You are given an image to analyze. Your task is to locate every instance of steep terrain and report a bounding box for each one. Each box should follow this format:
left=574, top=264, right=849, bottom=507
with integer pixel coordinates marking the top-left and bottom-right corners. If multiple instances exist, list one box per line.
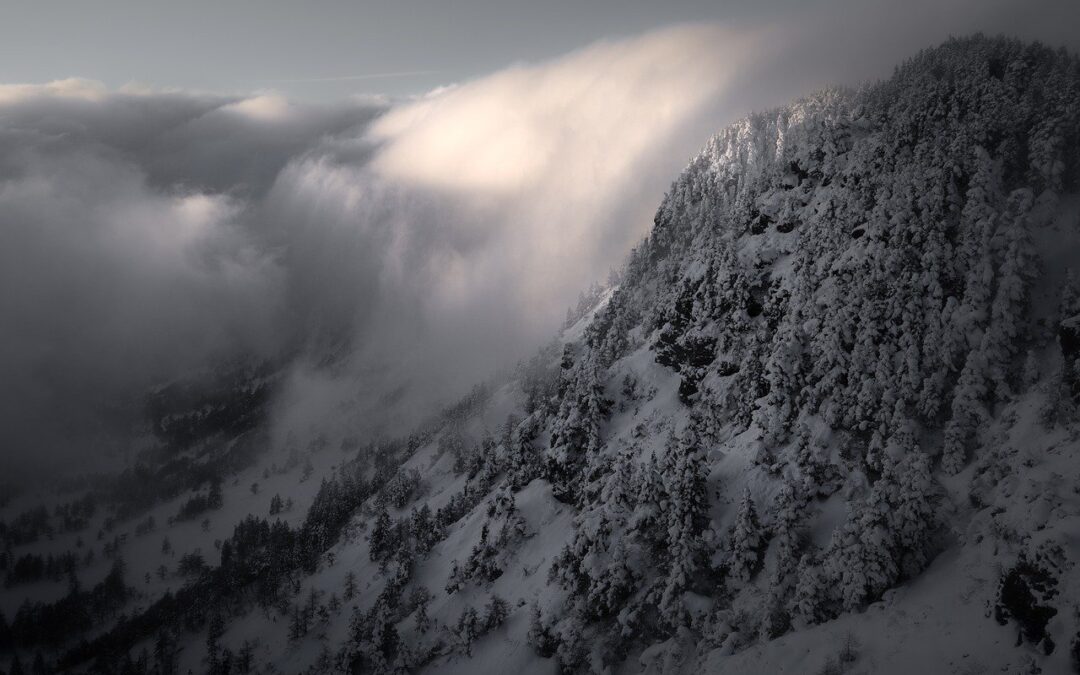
left=3, top=35, right=1080, bottom=674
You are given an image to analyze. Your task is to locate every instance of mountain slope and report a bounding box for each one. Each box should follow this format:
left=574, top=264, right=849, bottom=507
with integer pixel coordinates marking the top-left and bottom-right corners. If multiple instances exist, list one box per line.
left=3, top=34, right=1080, bottom=675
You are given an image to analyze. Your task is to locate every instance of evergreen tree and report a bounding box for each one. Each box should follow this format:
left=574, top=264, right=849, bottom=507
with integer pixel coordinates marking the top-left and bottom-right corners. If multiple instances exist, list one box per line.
left=728, top=488, right=763, bottom=584
left=413, top=589, right=432, bottom=634
left=442, top=553, right=463, bottom=591
left=660, top=433, right=710, bottom=627
left=527, top=602, right=558, bottom=658
left=984, top=188, right=1037, bottom=400
left=455, top=606, right=480, bottom=656
left=942, top=347, right=989, bottom=474
left=369, top=510, right=393, bottom=561
left=206, top=612, right=225, bottom=673
left=760, top=311, right=805, bottom=447
left=888, top=450, right=939, bottom=577
left=548, top=353, right=610, bottom=502
left=411, top=503, right=439, bottom=554
left=507, top=415, right=543, bottom=491
left=630, top=451, right=668, bottom=554
left=789, top=554, right=829, bottom=628
left=207, top=478, right=224, bottom=510
left=153, top=630, right=176, bottom=675
left=600, top=444, right=639, bottom=516
left=825, top=477, right=898, bottom=610
left=288, top=602, right=306, bottom=641
left=465, top=524, right=502, bottom=583
left=483, top=595, right=510, bottom=631
left=237, top=640, right=255, bottom=674
left=375, top=607, right=400, bottom=665
left=769, top=478, right=806, bottom=596
left=344, top=571, right=358, bottom=602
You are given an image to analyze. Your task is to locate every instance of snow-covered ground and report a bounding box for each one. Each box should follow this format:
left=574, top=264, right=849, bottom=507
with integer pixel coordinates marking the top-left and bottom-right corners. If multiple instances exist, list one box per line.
left=3, top=35, right=1080, bottom=675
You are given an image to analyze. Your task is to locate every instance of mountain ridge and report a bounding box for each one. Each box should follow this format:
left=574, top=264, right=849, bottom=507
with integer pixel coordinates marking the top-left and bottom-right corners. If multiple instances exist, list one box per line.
left=2, top=34, right=1080, bottom=675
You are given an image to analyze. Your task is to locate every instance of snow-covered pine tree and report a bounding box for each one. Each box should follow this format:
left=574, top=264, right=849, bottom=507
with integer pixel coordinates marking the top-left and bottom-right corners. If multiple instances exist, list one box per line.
left=599, top=444, right=640, bottom=517
left=825, top=472, right=898, bottom=610
left=630, top=451, right=669, bottom=557
left=789, top=554, right=830, bottom=628
left=728, top=487, right=763, bottom=585
left=506, top=413, right=543, bottom=491
left=369, top=510, right=394, bottom=561
left=526, top=601, right=558, bottom=658
left=888, top=449, right=939, bottom=577
left=759, top=307, right=805, bottom=448
left=659, top=431, right=711, bottom=627
left=455, top=606, right=480, bottom=656
left=769, top=477, right=807, bottom=597
left=941, top=346, right=989, bottom=475
left=984, top=188, right=1037, bottom=401
left=548, top=352, right=610, bottom=502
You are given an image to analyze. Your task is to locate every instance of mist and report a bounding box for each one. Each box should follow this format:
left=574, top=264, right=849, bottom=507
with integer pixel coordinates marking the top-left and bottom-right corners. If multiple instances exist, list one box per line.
left=1, top=0, right=1077, bottom=480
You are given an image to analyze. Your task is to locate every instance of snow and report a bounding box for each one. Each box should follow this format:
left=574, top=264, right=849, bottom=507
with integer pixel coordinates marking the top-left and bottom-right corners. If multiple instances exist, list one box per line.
left=4, top=35, right=1080, bottom=675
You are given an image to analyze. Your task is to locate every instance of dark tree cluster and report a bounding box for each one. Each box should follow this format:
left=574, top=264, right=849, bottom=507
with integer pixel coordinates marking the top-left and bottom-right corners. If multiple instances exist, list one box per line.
left=4, top=551, right=79, bottom=588
left=173, top=479, right=224, bottom=522
left=52, top=435, right=420, bottom=672
left=5, top=558, right=130, bottom=650
left=0, top=507, right=53, bottom=548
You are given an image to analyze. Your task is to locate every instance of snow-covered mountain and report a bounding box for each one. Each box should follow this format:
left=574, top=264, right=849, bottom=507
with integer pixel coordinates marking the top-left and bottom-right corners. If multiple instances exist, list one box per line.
left=3, top=35, right=1080, bottom=674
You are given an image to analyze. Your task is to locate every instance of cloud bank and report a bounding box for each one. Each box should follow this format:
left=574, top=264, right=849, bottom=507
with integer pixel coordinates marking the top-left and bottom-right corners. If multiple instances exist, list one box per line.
left=2, top=2, right=1078, bottom=479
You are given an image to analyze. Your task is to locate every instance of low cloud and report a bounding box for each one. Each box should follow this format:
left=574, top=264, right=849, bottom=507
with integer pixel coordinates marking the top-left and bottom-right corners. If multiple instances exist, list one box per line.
left=1, top=4, right=1077, bottom=479
left=0, top=84, right=381, bottom=477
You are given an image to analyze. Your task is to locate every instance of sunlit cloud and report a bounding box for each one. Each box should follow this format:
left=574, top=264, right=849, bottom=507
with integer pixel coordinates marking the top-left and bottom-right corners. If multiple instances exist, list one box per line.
left=369, top=25, right=760, bottom=195
left=1, top=3, right=1078, bottom=477
left=221, top=93, right=297, bottom=122
left=0, top=77, right=108, bottom=105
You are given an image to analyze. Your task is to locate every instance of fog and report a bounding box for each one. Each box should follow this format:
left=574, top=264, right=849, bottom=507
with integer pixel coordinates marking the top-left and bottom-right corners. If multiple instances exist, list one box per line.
left=1, top=1, right=1077, bottom=479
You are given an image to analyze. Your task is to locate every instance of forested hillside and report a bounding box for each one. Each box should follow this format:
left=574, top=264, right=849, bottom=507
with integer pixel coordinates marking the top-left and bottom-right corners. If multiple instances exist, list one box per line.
left=2, top=35, right=1080, bottom=675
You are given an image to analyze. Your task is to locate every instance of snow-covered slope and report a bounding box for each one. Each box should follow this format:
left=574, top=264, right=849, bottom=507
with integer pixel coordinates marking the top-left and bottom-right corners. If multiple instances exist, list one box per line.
left=3, top=35, right=1080, bottom=675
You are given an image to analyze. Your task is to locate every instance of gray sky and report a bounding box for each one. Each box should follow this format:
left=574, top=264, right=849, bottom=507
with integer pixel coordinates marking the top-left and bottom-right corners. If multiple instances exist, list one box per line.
left=4, top=0, right=1078, bottom=101
left=0, top=0, right=915, bottom=100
